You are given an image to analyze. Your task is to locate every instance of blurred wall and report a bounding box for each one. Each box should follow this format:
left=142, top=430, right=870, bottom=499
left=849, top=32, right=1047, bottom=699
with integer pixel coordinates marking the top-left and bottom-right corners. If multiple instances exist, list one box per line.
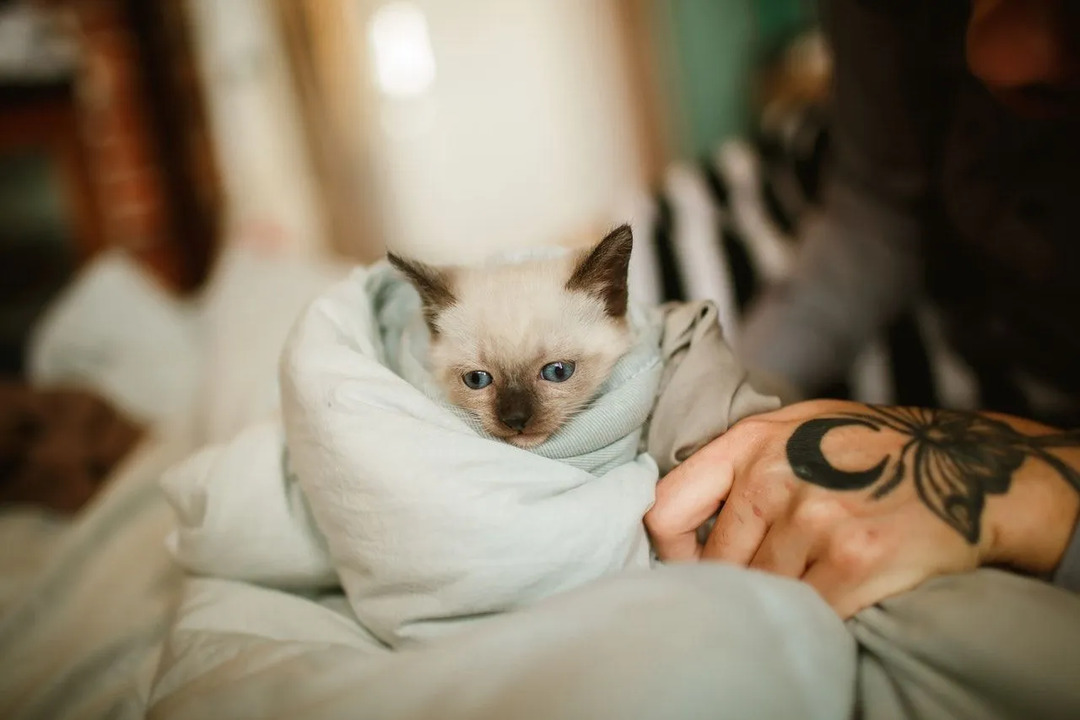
left=185, top=0, right=651, bottom=264
left=185, top=0, right=328, bottom=257
left=659, top=0, right=813, bottom=158
left=358, top=0, right=647, bottom=264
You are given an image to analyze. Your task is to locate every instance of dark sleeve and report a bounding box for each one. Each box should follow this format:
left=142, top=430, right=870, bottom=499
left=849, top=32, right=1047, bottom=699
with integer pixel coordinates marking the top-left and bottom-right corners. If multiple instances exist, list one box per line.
left=1052, top=525, right=1080, bottom=592
left=740, top=0, right=944, bottom=393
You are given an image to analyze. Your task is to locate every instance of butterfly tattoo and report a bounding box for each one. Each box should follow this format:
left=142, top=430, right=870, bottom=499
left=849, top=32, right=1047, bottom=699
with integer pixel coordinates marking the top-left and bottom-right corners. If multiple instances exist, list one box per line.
left=785, top=406, right=1080, bottom=544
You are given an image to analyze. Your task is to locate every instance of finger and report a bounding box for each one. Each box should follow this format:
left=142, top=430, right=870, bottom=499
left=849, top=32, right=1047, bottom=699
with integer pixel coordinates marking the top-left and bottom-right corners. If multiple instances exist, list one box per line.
left=646, top=441, right=737, bottom=561
left=701, top=498, right=770, bottom=565
left=751, top=489, right=847, bottom=577
left=799, top=523, right=904, bottom=618
left=749, top=521, right=811, bottom=578
left=701, top=455, right=795, bottom=565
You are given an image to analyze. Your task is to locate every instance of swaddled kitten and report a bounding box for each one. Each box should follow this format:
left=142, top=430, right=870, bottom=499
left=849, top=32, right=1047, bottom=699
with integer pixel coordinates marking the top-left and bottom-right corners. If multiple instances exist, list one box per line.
left=388, top=225, right=634, bottom=448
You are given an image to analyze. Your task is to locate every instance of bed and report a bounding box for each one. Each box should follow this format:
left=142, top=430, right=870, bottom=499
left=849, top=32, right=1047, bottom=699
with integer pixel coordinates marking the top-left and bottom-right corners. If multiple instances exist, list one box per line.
left=2, top=241, right=1079, bottom=720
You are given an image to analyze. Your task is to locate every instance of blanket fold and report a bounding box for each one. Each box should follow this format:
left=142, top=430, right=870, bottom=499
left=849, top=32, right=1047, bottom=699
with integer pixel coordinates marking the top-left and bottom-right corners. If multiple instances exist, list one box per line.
left=148, top=566, right=855, bottom=720
left=279, top=265, right=663, bottom=646
left=164, top=263, right=778, bottom=647
left=648, top=300, right=781, bottom=474
left=161, top=421, right=337, bottom=590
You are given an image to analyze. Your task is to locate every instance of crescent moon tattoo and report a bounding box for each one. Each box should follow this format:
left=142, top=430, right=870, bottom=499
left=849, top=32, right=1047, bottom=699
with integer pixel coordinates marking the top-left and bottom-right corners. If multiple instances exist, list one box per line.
left=785, top=417, right=888, bottom=491
left=784, top=406, right=1080, bottom=545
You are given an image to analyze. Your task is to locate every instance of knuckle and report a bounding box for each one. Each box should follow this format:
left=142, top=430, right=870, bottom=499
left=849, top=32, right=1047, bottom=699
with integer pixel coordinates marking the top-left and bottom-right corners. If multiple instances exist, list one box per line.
left=727, top=416, right=776, bottom=450
left=643, top=506, right=673, bottom=536
left=827, top=527, right=884, bottom=573
left=750, top=543, right=778, bottom=570
left=644, top=502, right=692, bottom=540
left=791, top=496, right=846, bottom=532
left=737, top=470, right=795, bottom=515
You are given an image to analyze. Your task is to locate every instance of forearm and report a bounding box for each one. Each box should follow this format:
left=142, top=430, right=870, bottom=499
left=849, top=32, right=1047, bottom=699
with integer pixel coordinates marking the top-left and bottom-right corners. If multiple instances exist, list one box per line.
left=978, top=414, right=1080, bottom=579
left=783, top=402, right=1080, bottom=581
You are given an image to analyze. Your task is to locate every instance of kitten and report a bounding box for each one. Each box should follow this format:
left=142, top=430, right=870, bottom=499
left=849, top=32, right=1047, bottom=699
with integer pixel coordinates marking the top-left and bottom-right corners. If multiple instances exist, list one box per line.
left=388, top=225, right=634, bottom=448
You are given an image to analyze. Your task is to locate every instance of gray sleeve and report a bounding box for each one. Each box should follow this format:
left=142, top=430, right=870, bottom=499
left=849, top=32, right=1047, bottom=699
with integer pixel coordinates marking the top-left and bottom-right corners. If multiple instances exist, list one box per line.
left=852, top=569, right=1080, bottom=720
left=646, top=301, right=780, bottom=475
left=1052, top=522, right=1080, bottom=592
left=740, top=0, right=936, bottom=393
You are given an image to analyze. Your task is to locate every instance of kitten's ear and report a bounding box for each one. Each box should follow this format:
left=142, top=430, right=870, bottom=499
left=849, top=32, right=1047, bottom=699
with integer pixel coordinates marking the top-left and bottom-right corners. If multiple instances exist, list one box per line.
left=566, top=224, right=633, bottom=318
left=387, top=253, right=456, bottom=332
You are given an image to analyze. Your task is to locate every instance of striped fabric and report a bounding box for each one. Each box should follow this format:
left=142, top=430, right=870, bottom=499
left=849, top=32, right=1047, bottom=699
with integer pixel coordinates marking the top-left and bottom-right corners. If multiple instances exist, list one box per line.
left=625, top=107, right=1000, bottom=414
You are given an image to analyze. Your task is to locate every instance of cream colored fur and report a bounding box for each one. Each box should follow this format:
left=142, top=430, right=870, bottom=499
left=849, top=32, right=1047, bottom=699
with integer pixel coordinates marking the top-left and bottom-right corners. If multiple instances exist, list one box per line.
left=429, top=249, right=631, bottom=447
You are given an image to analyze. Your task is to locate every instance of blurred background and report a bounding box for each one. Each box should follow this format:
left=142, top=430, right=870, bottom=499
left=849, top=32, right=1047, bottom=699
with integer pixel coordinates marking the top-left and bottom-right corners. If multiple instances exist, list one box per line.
left=0, top=0, right=823, bottom=379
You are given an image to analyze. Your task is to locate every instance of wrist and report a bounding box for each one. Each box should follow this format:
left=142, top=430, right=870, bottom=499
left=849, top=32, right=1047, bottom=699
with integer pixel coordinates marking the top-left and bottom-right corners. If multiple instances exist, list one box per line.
left=983, top=463, right=1080, bottom=575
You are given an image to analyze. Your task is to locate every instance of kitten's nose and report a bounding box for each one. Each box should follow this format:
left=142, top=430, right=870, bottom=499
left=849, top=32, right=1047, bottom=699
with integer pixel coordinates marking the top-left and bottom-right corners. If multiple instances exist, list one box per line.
left=499, top=410, right=531, bottom=433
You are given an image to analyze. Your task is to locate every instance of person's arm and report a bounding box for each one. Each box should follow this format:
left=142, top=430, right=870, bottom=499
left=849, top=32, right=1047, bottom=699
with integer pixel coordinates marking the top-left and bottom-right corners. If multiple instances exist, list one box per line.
left=741, top=0, right=943, bottom=394
left=645, top=400, right=1080, bottom=617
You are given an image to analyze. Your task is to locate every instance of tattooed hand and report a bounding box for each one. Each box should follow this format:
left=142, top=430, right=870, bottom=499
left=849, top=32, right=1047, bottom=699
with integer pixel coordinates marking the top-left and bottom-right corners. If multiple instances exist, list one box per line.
left=645, top=400, right=1080, bottom=618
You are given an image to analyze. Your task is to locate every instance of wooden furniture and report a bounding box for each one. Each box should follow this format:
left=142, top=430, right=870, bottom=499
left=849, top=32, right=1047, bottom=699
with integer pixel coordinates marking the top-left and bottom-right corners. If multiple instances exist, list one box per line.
left=0, top=79, right=100, bottom=375
left=0, top=79, right=104, bottom=262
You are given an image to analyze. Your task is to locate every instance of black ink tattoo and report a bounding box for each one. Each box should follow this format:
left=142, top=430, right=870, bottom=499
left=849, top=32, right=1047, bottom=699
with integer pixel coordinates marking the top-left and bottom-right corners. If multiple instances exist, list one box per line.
left=786, top=406, right=1080, bottom=544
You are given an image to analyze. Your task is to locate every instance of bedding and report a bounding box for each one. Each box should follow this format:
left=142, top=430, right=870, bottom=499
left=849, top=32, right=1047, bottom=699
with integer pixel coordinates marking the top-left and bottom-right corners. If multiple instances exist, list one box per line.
left=162, top=261, right=778, bottom=647
left=0, top=247, right=344, bottom=720
left=5, top=246, right=1080, bottom=720
left=146, top=566, right=855, bottom=720
left=0, top=425, right=195, bottom=720
left=25, top=251, right=202, bottom=428
left=0, top=382, right=143, bottom=513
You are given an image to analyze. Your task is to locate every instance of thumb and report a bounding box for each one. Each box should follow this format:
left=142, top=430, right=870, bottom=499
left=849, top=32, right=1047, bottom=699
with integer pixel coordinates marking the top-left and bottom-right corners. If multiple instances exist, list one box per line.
left=646, top=435, right=738, bottom=560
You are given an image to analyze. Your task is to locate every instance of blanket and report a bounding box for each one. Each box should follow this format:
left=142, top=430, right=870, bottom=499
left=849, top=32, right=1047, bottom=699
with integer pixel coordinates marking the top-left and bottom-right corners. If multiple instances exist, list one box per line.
left=163, top=262, right=779, bottom=647
left=148, top=566, right=855, bottom=720
left=7, top=248, right=1080, bottom=720
left=0, top=247, right=346, bottom=720
left=0, top=382, right=143, bottom=513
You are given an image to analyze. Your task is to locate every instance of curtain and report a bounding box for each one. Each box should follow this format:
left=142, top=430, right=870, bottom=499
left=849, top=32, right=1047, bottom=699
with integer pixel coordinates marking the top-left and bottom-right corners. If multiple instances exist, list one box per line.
left=273, top=0, right=383, bottom=262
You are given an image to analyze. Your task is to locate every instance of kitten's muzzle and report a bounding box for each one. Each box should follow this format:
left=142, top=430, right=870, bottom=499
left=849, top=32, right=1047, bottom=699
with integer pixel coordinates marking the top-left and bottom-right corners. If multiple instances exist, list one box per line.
left=496, top=386, right=533, bottom=433
left=500, top=411, right=531, bottom=433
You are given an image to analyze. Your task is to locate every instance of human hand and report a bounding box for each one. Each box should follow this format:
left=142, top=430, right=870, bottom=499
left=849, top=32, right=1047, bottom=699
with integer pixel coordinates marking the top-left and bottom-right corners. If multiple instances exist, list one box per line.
left=645, top=400, right=1080, bottom=618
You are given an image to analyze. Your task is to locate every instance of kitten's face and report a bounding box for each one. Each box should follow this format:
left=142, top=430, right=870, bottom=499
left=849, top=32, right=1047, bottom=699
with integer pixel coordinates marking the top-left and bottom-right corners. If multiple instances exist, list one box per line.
left=389, top=226, right=634, bottom=447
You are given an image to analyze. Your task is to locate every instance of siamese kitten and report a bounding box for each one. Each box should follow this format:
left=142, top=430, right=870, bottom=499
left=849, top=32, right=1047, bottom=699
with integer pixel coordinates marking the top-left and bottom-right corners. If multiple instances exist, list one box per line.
left=388, top=225, right=634, bottom=448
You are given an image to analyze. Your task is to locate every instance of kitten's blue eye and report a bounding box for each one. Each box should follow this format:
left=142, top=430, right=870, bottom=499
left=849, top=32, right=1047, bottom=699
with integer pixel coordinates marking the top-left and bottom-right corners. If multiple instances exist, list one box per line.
left=462, top=370, right=493, bottom=389
left=540, top=361, right=575, bottom=383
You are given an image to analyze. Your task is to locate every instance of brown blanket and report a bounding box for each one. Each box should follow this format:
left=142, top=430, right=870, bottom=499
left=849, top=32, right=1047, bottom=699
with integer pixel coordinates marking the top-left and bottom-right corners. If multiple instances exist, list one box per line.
left=0, top=382, right=142, bottom=512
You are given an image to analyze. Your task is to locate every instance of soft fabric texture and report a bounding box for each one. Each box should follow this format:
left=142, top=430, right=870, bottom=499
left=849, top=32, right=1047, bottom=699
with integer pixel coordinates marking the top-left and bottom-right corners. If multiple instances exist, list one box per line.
left=164, top=262, right=776, bottom=647
left=9, top=247, right=1080, bottom=720
left=0, top=426, right=194, bottom=720
left=26, top=251, right=201, bottom=426
left=161, top=420, right=337, bottom=591
left=283, top=263, right=659, bottom=646
left=852, top=569, right=1080, bottom=720
left=147, top=566, right=856, bottom=720
left=189, top=246, right=348, bottom=447
left=648, top=300, right=781, bottom=474
left=0, top=248, right=345, bottom=720
left=0, top=382, right=143, bottom=513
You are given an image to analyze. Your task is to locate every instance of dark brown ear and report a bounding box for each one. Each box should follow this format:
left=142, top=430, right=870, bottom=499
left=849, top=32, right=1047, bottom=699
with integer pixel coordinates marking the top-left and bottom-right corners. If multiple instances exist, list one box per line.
left=565, top=224, right=633, bottom=318
left=387, top=253, right=456, bottom=332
